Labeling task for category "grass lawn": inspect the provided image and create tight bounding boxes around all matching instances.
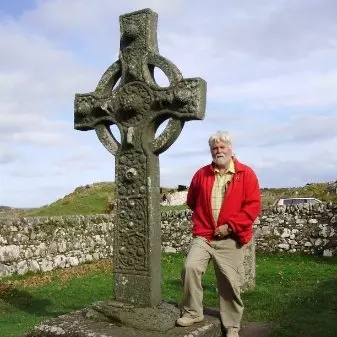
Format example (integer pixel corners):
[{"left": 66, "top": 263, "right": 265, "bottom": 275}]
[{"left": 0, "top": 254, "right": 336, "bottom": 337}]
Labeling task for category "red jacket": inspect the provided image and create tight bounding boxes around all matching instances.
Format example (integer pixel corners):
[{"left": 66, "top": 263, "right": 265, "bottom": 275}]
[{"left": 187, "top": 158, "right": 261, "bottom": 245}]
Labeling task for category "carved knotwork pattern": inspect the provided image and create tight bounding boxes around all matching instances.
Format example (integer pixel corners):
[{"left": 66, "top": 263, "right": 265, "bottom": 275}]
[
  {"left": 117, "top": 82, "right": 152, "bottom": 125},
  {"left": 151, "top": 79, "right": 201, "bottom": 115},
  {"left": 117, "top": 150, "right": 147, "bottom": 196},
  {"left": 118, "top": 233, "right": 146, "bottom": 270},
  {"left": 117, "top": 197, "right": 147, "bottom": 272},
  {"left": 173, "top": 80, "right": 201, "bottom": 114},
  {"left": 75, "top": 95, "right": 111, "bottom": 127},
  {"left": 115, "top": 150, "right": 148, "bottom": 273},
  {"left": 75, "top": 78, "right": 204, "bottom": 130}
]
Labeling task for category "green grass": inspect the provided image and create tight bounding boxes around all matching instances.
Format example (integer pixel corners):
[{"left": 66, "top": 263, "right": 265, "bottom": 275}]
[
  {"left": 0, "top": 261, "right": 113, "bottom": 336},
  {"left": 244, "top": 255, "right": 337, "bottom": 336},
  {"left": 1, "top": 254, "right": 336, "bottom": 337}
]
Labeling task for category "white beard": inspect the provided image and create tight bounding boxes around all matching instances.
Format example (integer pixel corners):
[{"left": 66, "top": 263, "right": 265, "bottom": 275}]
[{"left": 213, "top": 155, "right": 231, "bottom": 166}]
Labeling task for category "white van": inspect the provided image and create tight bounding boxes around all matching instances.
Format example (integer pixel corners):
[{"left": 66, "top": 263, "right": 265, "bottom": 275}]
[{"left": 273, "top": 198, "right": 322, "bottom": 206}]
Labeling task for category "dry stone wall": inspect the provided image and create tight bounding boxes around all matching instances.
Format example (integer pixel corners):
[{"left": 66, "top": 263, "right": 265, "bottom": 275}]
[
  {"left": 0, "top": 214, "right": 114, "bottom": 277},
  {"left": 256, "top": 202, "right": 337, "bottom": 257},
  {"left": 0, "top": 211, "right": 255, "bottom": 290},
  {"left": 0, "top": 202, "right": 336, "bottom": 279}
]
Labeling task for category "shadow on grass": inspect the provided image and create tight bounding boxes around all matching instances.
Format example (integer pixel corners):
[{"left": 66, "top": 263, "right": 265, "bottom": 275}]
[
  {"left": 270, "top": 277, "right": 337, "bottom": 337},
  {"left": 165, "top": 278, "right": 182, "bottom": 287},
  {"left": 0, "top": 286, "right": 65, "bottom": 317}
]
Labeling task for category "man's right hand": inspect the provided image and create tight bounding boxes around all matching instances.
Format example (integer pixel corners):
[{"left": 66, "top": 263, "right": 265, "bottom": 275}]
[{"left": 214, "top": 224, "right": 231, "bottom": 238}]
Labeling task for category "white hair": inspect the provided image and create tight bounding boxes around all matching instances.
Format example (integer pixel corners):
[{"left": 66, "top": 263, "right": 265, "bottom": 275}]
[{"left": 208, "top": 131, "right": 232, "bottom": 147}]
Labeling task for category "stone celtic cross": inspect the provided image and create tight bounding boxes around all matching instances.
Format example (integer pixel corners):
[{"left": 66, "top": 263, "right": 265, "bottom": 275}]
[{"left": 74, "top": 8, "right": 206, "bottom": 307}]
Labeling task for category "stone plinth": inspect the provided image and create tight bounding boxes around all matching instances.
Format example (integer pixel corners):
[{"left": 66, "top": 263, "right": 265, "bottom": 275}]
[
  {"left": 24, "top": 302, "right": 222, "bottom": 337},
  {"left": 24, "top": 303, "right": 274, "bottom": 337}
]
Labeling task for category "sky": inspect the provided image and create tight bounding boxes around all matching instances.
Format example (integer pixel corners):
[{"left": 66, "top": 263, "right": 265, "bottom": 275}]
[{"left": 0, "top": 0, "right": 337, "bottom": 208}]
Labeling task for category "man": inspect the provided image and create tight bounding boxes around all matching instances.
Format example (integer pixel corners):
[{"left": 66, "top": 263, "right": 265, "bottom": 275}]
[{"left": 176, "top": 131, "right": 261, "bottom": 337}]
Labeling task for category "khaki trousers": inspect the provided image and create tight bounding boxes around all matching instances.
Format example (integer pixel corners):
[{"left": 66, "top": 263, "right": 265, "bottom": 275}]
[{"left": 181, "top": 236, "right": 245, "bottom": 329}]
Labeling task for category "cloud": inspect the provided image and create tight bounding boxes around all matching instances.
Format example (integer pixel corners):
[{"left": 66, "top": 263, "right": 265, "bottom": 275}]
[
  {"left": 1, "top": 113, "right": 71, "bottom": 146},
  {"left": 53, "top": 146, "right": 115, "bottom": 173},
  {"left": 234, "top": 112, "right": 337, "bottom": 148},
  {"left": 153, "top": 1, "right": 337, "bottom": 112},
  {"left": 0, "top": 10, "right": 101, "bottom": 153},
  {"left": 19, "top": 0, "right": 184, "bottom": 40},
  {"left": 210, "top": 69, "right": 337, "bottom": 108},
  {"left": 256, "top": 154, "right": 337, "bottom": 188},
  {"left": 0, "top": 149, "right": 20, "bottom": 164}
]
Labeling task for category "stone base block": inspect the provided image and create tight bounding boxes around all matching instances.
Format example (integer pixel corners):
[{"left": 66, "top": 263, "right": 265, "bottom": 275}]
[
  {"left": 24, "top": 301, "right": 273, "bottom": 337},
  {"left": 24, "top": 303, "right": 221, "bottom": 337}
]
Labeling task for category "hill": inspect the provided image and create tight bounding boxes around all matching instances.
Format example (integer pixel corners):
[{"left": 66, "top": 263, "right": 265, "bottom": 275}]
[
  {"left": 0, "top": 206, "right": 13, "bottom": 211},
  {"left": 21, "top": 182, "right": 115, "bottom": 217},
  {"left": 4, "top": 181, "right": 337, "bottom": 218}
]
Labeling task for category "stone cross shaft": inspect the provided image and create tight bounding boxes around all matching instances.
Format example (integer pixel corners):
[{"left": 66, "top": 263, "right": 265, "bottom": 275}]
[{"left": 74, "top": 8, "right": 206, "bottom": 307}]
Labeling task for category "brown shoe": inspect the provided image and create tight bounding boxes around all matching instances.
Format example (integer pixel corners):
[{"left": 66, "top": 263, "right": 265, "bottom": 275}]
[{"left": 176, "top": 315, "right": 204, "bottom": 327}]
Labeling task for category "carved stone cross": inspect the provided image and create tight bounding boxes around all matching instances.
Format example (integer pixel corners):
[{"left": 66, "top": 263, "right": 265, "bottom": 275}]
[{"left": 74, "top": 8, "right": 206, "bottom": 307}]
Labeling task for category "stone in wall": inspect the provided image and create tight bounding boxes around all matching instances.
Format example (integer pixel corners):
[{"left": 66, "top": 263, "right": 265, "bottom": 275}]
[{"left": 0, "top": 245, "right": 20, "bottom": 262}]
